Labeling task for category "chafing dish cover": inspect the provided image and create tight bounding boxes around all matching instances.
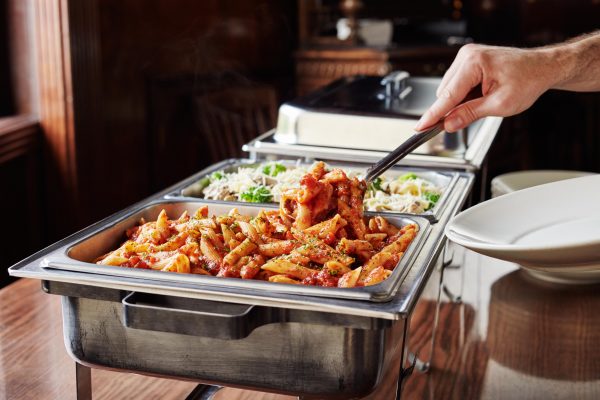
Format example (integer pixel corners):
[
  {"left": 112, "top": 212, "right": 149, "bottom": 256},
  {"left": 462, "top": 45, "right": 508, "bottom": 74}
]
[{"left": 275, "top": 72, "right": 442, "bottom": 153}]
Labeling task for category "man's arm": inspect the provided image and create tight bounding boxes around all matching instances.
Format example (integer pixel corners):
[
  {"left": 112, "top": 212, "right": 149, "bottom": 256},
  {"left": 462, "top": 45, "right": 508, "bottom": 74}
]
[
  {"left": 551, "top": 32, "right": 600, "bottom": 92},
  {"left": 415, "top": 32, "right": 600, "bottom": 132}
]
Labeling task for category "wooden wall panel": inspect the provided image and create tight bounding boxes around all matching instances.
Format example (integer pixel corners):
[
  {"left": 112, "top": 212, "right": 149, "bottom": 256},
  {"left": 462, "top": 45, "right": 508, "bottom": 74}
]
[
  {"left": 65, "top": 0, "right": 105, "bottom": 225},
  {"left": 91, "top": 0, "right": 296, "bottom": 216},
  {"left": 7, "top": 0, "right": 38, "bottom": 115},
  {"left": 34, "top": 0, "right": 80, "bottom": 236},
  {"left": 0, "top": 0, "right": 11, "bottom": 116}
]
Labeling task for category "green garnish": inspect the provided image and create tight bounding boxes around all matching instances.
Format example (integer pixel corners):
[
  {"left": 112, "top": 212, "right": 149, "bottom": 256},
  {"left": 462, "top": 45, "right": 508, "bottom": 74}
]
[
  {"left": 424, "top": 192, "right": 441, "bottom": 211},
  {"left": 240, "top": 186, "right": 273, "bottom": 203},
  {"left": 262, "top": 163, "right": 287, "bottom": 177},
  {"left": 368, "top": 177, "right": 383, "bottom": 192},
  {"left": 399, "top": 172, "right": 418, "bottom": 181},
  {"left": 210, "top": 171, "right": 225, "bottom": 181}
]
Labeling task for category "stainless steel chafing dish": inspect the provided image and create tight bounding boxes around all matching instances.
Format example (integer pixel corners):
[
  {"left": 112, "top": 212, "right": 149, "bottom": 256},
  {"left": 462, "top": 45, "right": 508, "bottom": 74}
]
[
  {"left": 9, "top": 72, "right": 498, "bottom": 399},
  {"left": 10, "top": 169, "right": 473, "bottom": 399}
]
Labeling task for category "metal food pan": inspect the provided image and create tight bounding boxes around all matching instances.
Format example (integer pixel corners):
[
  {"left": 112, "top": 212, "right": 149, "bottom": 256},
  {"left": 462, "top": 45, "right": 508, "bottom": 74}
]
[
  {"left": 42, "top": 199, "right": 431, "bottom": 303},
  {"left": 52, "top": 281, "right": 408, "bottom": 399},
  {"left": 166, "top": 158, "right": 459, "bottom": 222}
]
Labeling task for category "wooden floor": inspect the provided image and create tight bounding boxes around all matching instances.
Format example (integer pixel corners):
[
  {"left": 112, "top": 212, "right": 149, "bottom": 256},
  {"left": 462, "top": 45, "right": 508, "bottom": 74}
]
[{"left": 1, "top": 249, "right": 599, "bottom": 399}]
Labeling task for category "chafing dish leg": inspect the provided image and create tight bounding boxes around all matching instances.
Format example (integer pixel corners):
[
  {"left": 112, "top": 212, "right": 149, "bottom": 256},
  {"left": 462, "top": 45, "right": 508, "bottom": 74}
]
[
  {"left": 75, "top": 363, "right": 92, "bottom": 400},
  {"left": 440, "top": 242, "right": 464, "bottom": 303},
  {"left": 185, "top": 384, "right": 223, "bottom": 400}
]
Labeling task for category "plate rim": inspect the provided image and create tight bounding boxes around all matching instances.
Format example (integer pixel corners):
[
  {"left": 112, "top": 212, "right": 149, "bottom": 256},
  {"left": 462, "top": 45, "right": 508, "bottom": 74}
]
[{"left": 445, "top": 174, "right": 600, "bottom": 261}]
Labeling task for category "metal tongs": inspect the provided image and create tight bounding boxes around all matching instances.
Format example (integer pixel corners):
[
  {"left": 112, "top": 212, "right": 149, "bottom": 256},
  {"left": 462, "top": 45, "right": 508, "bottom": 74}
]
[
  {"left": 364, "top": 121, "right": 445, "bottom": 183},
  {"left": 364, "top": 85, "right": 482, "bottom": 183}
]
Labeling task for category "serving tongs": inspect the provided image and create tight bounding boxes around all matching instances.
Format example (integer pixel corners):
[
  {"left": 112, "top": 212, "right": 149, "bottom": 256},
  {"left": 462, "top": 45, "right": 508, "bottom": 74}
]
[
  {"left": 364, "top": 121, "right": 446, "bottom": 183},
  {"left": 364, "top": 85, "right": 483, "bottom": 183}
]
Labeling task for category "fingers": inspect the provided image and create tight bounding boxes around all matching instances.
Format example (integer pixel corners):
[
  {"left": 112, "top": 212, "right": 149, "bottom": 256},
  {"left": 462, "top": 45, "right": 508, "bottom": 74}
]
[
  {"left": 443, "top": 95, "right": 500, "bottom": 132},
  {"left": 415, "top": 68, "right": 480, "bottom": 131},
  {"left": 416, "top": 59, "right": 483, "bottom": 131},
  {"left": 436, "top": 53, "right": 465, "bottom": 98}
]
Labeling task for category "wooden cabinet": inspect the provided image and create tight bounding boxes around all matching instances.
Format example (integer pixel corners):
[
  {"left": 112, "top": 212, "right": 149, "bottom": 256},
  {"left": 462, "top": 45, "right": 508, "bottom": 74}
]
[
  {"left": 295, "top": 45, "right": 459, "bottom": 96},
  {"left": 295, "top": 47, "right": 389, "bottom": 96}
]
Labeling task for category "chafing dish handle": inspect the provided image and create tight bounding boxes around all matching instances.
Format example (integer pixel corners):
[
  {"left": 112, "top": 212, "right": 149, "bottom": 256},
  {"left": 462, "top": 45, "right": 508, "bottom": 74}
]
[{"left": 122, "top": 292, "right": 271, "bottom": 340}]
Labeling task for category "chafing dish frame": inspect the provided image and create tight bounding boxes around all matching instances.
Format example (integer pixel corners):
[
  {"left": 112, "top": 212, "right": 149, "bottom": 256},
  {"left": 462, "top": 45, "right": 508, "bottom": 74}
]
[
  {"left": 9, "top": 173, "right": 472, "bottom": 399},
  {"left": 9, "top": 143, "right": 474, "bottom": 399}
]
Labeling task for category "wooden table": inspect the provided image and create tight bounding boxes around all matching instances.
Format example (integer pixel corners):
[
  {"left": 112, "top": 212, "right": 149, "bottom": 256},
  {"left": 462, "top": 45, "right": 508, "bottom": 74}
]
[{"left": 1, "top": 249, "right": 599, "bottom": 400}]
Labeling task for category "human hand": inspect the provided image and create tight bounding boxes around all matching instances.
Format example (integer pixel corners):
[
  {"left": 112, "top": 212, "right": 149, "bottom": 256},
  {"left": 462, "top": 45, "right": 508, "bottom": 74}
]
[{"left": 415, "top": 44, "right": 557, "bottom": 132}]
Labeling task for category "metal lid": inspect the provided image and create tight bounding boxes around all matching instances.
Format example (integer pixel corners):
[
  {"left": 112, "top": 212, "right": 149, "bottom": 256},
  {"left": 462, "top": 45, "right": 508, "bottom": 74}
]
[
  {"left": 268, "top": 72, "right": 502, "bottom": 166},
  {"left": 286, "top": 72, "right": 440, "bottom": 119}
]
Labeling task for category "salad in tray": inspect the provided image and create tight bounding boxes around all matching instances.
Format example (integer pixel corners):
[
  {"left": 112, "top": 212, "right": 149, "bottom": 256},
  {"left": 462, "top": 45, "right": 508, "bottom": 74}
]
[{"left": 190, "top": 161, "right": 444, "bottom": 214}]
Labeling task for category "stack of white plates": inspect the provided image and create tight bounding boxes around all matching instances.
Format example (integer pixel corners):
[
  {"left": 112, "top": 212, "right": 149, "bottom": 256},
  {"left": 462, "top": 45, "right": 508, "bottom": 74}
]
[
  {"left": 446, "top": 174, "right": 600, "bottom": 283},
  {"left": 491, "top": 170, "right": 594, "bottom": 198}
]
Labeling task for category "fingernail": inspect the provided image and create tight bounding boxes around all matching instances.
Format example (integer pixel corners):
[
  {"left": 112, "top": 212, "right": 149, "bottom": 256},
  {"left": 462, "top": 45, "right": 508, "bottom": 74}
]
[
  {"left": 415, "top": 113, "right": 428, "bottom": 131},
  {"left": 445, "top": 116, "right": 462, "bottom": 132}
]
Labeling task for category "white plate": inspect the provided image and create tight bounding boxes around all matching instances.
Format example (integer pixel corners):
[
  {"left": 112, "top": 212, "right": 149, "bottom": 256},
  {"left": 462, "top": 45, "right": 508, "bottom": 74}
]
[
  {"left": 491, "top": 169, "right": 594, "bottom": 198},
  {"left": 445, "top": 175, "right": 600, "bottom": 280}
]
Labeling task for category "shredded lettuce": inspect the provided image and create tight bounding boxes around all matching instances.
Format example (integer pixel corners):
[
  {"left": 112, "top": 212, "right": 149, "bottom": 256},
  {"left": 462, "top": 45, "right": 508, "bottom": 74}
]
[
  {"left": 262, "top": 163, "right": 287, "bottom": 177},
  {"left": 240, "top": 186, "right": 273, "bottom": 203},
  {"left": 368, "top": 177, "right": 383, "bottom": 192},
  {"left": 210, "top": 171, "right": 225, "bottom": 181},
  {"left": 423, "top": 191, "right": 441, "bottom": 210},
  {"left": 398, "top": 172, "right": 418, "bottom": 181}
]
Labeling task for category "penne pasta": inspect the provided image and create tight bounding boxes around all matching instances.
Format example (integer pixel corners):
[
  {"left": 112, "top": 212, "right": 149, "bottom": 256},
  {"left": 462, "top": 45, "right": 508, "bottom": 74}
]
[
  {"left": 96, "top": 163, "right": 419, "bottom": 289},
  {"left": 269, "top": 275, "right": 301, "bottom": 284},
  {"left": 224, "top": 238, "right": 257, "bottom": 266},
  {"left": 304, "top": 214, "right": 346, "bottom": 239},
  {"left": 200, "top": 235, "right": 223, "bottom": 264},
  {"left": 258, "top": 240, "right": 297, "bottom": 257},
  {"left": 338, "top": 267, "right": 362, "bottom": 288},
  {"left": 358, "top": 252, "right": 395, "bottom": 284},
  {"left": 363, "top": 266, "right": 387, "bottom": 286},
  {"left": 261, "top": 259, "right": 316, "bottom": 280},
  {"left": 292, "top": 228, "right": 354, "bottom": 267},
  {"left": 381, "top": 228, "right": 417, "bottom": 255}
]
